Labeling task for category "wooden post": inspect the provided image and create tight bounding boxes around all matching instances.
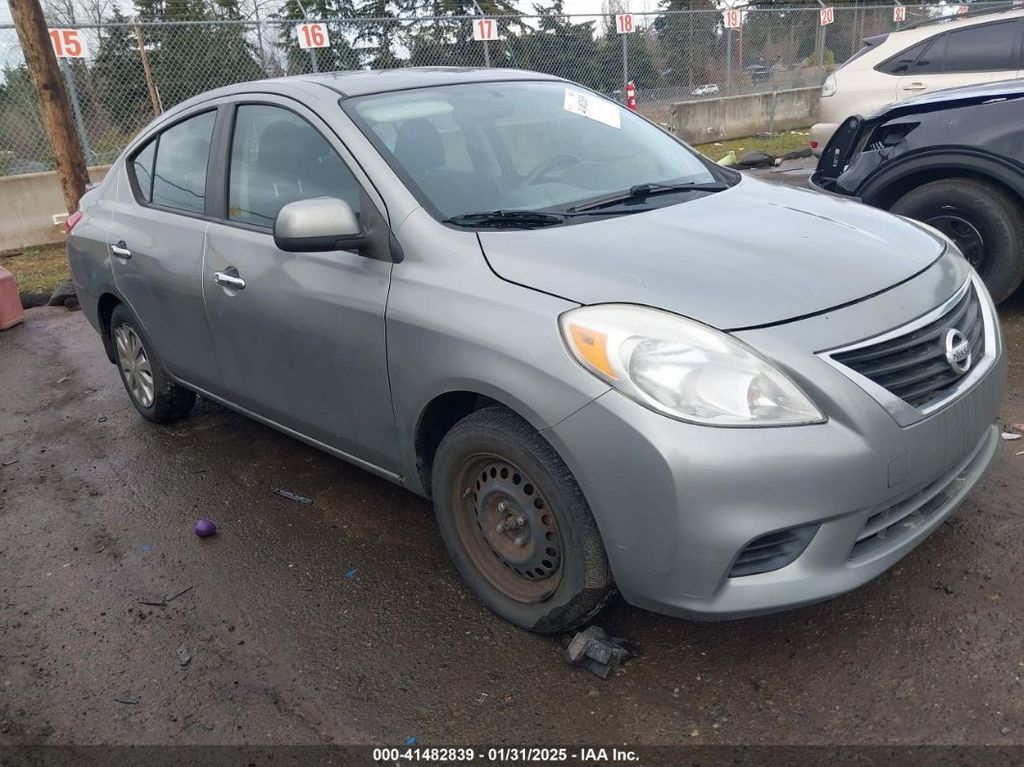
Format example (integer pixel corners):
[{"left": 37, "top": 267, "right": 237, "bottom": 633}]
[
  {"left": 8, "top": 0, "right": 90, "bottom": 213},
  {"left": 134, "top": 25, "right": 162, "bottom": 117}
]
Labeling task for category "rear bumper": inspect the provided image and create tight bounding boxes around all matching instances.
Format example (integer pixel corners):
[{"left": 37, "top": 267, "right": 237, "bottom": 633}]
[{"left": 810, "top": 122, "right": 837, "bottom": 157}]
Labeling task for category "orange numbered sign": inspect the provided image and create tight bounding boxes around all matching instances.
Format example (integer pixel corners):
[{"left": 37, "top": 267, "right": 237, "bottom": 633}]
[
  {"left": 48, "top": 28, "right": 86, "bottom": 58},
  {"left": 296, "top": 23, "right": 329, "bottom": 50}
]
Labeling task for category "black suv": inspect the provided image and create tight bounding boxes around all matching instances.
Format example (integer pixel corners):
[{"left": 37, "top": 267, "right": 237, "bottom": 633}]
[{"left": 813, "top": 80, "right": 1024, "bottom": 303}]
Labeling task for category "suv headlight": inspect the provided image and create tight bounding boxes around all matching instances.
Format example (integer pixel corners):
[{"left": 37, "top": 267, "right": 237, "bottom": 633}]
[
  {"left": 822, "top": 74, "right": 837, "bottom": 97},
  {"left": 560, "top": 305, "right": 824, "bottom": 427}
]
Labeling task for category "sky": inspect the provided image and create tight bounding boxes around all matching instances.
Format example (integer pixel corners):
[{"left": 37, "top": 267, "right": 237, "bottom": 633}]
[{"left": 0, "top": 0, "right": 662, "bottom": 26}]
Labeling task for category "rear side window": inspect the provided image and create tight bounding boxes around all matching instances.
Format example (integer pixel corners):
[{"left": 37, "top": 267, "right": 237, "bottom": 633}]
[
  {"left": 227, "top": 104, "right": 361, "bottom": 227},
  {"left": 131, "top": 139, "right": 156, "bottom": 203},
  {"left": 150, "top": 111, "right": 216, "bottom": 214},
  {"left": 877, "top": 39, "right": 936, "bottom": 74},
  {"left": 943, "top": 21, "right": 1020, "bottom": 72}
]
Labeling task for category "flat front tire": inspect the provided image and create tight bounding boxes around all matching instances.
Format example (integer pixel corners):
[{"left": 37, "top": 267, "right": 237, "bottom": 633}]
[
  {"left": 109, "top": 304, "right": 195, "bottom": 423},
  {"left": 890, "top": 177, "right": 1024, "bottom": 303},
  {"left": 431, "top": 406, "right": 615, "bottom": 633}
]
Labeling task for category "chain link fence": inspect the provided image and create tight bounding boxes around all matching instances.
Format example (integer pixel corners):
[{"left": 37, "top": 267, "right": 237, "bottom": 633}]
[{"left": 0, "top": 3, "right": 1011, "bottom": 176}]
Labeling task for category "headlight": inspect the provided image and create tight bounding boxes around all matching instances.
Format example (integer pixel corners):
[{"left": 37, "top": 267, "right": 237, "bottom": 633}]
[
  {"left": 560, "top": 305, "right": 824, "bottom": 427},
  {"left": 822, "top": 74, "right": 837, "bottom": 97}
]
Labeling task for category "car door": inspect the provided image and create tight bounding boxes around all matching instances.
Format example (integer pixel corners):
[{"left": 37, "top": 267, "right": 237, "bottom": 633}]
[
  {"left": 107, "top": 109, "right": 222, "bottom": 391},
  {"left": 201, "top": 99, "right": 399, "bottom": 473},
  {"left": 896, "top": 20, "right": 1023, "bottom": 100}
]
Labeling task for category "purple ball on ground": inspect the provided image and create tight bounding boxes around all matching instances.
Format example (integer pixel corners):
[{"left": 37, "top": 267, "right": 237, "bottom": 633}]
[{"left": 194, "top": 518, "right": 217, "bottom": 538}]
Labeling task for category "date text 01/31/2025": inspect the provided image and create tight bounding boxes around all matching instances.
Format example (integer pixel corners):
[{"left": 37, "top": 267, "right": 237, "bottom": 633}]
[{"left": 372, "top": 747, "right": 640, "bottom": 762}]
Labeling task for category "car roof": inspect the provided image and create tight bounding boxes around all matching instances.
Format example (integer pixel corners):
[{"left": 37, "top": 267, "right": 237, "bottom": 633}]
[
  {"left": 207, "top": 66, "right": 561, "bottom": 101},
  {"left": 846, "top": 7, "right": 1024, "bottom": 68}
]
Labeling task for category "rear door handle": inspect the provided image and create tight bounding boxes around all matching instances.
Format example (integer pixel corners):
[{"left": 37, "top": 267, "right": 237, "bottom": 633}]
[
  {"left": 902, "top": 82, "right": 927, "bottom": 91},
  {"left": 213, "top": 271, "right": 246, "bottom": 290},
  {"left": 111, "top": 241, "right": 132, "bottom": 258}
]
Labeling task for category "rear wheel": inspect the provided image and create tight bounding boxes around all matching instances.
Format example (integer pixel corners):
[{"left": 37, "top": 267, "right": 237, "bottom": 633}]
[
  {"left": 431, "top": 406, "right": 615, "bottom": 633},
  {"left": 110, "top": 304, "right": 195, "bottom": 423},
  {"left": 890, "top": 177, "right": 1024, "bottom": 303}
]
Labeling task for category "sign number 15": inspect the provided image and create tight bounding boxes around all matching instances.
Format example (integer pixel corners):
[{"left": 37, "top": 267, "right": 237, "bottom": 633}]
[{"left": 49, "top": 28, "right": 85, "bottom": 58}]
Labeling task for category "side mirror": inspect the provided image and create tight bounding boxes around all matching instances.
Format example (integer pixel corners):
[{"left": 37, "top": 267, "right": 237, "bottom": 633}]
[{"left": 273, "top": 197, "right": 363, "bottom": 253}]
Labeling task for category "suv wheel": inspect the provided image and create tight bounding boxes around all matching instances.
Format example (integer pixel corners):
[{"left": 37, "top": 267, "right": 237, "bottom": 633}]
[
  {"left": 890, "top": 177, "right": 1024, "bottom": 303},
  {"left": 110, "top": 304, "right": 196, "bottom": 423},
  {"left": 431, "top": 406, "right": 615, "bottom": 633}
]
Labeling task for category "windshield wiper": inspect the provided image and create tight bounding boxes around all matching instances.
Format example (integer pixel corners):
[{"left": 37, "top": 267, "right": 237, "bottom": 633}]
[
  {"left": 443, "top": 210, "right": 566, "bottom": 229},
  {"left": 568, "top": 181, "right": 730, "bottom": 213}
]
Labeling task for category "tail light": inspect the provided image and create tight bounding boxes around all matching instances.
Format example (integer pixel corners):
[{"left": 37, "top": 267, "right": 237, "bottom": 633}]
[
  {"left": 66, "top": 210, "right": 83, "bottom": 233},
  {"left": 809, "top": 140, "right": 819, "bottom": 150}
]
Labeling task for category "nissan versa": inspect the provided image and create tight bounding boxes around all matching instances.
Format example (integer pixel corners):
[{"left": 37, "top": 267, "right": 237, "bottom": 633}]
[{"left": 66, "top": 68, "right": 1007, "bottom": 632}]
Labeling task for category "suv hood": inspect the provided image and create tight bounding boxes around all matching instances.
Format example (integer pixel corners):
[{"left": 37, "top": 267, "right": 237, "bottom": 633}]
[{"left": 478, "top": 176, "right": 945, "bottom": 329}]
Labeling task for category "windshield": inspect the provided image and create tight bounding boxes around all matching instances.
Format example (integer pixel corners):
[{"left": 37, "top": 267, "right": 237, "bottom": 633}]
[{"left": 346, "top": 81, "right": 720, "bottom": 221}]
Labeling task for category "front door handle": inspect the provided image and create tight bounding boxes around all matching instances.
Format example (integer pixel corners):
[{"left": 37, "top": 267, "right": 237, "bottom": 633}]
[
  {"left": 111, "top": 241, "right": 132, "bottom": 258},
  {"left": 213, "top": 271, "right": 246, "bottom": 291},
  {"left": 902, "top": 82, "right": 927, "bottom": 91}
]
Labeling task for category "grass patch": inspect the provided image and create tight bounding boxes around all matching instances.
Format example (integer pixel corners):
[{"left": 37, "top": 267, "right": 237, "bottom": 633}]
[
  {"left": 1, "top": 242, "right": 70, "bottom": 294},
  {"left": 694, "top": 130, "right": 812, "bottom": 162}
]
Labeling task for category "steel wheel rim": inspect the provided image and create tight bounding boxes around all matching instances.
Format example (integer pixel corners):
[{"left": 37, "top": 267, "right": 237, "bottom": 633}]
[
  {"left": 451, "top": 453, "right": 564, "bottom": 604},
  {"left": 114, "top": 323, "right": 154, "bottom": 408},
  {"left": 926, "top": 213, "right": 987, "bottom": 272}
]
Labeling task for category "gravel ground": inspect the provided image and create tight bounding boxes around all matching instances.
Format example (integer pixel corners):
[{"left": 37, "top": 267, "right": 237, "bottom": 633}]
[{"left": 1, "top": 292, "right": 1022, "bottom": 747}]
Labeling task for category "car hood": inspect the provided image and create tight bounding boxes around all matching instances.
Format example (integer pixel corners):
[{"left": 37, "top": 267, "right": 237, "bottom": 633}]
[{"left": 477, "top": 175, "right": 945, "bottom": 329}]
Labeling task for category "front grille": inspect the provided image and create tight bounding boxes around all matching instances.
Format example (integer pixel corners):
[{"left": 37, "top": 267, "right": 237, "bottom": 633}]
[
  {"left": 729, "top": 524, "right": 819, "bottom": 578},
  {"left": 849, "top": 426, "right": 993, "bottom": 560},
  {"left": 832, "top": 284, "right": 985, "bottom": 410}
]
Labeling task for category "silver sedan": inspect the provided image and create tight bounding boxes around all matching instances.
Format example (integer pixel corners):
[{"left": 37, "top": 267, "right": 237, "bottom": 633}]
[{"left": 67, "top": 68, "right": 1006, "bottom": 632}]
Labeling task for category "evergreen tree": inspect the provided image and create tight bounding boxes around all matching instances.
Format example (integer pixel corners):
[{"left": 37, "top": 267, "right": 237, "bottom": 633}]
[
  {"left": 275, "top": 0, "right": 361, "bottom": 73},
  {"left": 92, "top": 8, "right": 151, "bottom": 132}
]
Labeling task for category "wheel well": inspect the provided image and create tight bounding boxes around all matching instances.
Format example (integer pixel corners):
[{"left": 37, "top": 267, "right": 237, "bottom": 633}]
[
  {"left": 869, "top": 167, "right": 1024, "bottom": 211},
  {"left": 415, "top": 391, "right": 500, "bottom": 496},
  {"left": 97, "top": 293, "right": 121, "bottom": 363}
]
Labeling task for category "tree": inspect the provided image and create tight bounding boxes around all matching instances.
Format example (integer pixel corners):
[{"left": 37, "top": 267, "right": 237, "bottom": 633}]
[
  {"left": 92, "top": 8, "right": 151, "bottom": 132},
  {"left": 354, "top": 0, "right": 404, "bottom": 70},
  {"left": 654, "top": 0, "right": 721, "bottom": 89},
  {"left": 135, "top": 0, "right": 264, "bottom": 107},
  {"left": 513, "top": 0, "right": 600, "bottom": 89},
  {"left": 275, "top": 0, "right": 361, "bottom": 73}
]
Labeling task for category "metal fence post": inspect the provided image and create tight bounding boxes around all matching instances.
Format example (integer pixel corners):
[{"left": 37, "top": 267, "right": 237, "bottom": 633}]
[
  {"left": 621, "top": 32, "right": 628, "bottom": 88},
  {"left": 725, "top": 28, "right": 733, "bottom": 95},
  {"left": 59, "top": 57, "right": 94, "bottom": 165}
]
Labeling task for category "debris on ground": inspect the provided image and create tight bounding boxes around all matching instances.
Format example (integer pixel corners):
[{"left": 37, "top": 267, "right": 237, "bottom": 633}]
[
  {"left": 345, "top": 568, "right": 358, "bottom": 580},
  {"left": 275, "top": 488, "right": 312, "bottom": 505},
  {"left": 1001, "top": 432, "right": 1021, "bottom": 441},
  {"left": 176, "top": 645, "right": 192, "bottom": 667},
  {"left": 1, "top": 457, "right": 18, "bottom": 467},
  {"left": 563, "top": 626, "right": 636, "bottom": 679},
  {"left": 167, "top": 585, "right": 194, "bottom": 603},
  {"left": 114, "top": 696, "right": 139, "bottom": 705},
  {"left": 1006, "top": 422, "right": 1024, "bottom": 433},
  {"left": 194, "top": 518, "right": 218, "bottom": 538}
]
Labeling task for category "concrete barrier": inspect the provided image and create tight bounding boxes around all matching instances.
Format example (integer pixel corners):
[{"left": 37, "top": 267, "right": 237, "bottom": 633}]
[
  {"left": 0, "top": 165, "right": 110, "bottom": 252},
  {"left": 671, "top": 87, "right": 820, "bottom": 144}
]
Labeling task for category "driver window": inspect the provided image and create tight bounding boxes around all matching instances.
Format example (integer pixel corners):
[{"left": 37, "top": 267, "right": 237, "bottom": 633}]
[{"left": 228, "top": 105, "right": 361, "bottom": 227}]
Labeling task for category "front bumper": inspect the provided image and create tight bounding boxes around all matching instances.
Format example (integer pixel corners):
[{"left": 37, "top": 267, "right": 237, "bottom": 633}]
[{"left": 545, "top": 266, "right": 1007, "bottom": 620}]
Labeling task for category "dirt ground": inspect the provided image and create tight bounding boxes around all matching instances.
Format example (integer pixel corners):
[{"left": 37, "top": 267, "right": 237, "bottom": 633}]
[{"left": 1, "top": 290, "right": 1023, "bottom": 747}]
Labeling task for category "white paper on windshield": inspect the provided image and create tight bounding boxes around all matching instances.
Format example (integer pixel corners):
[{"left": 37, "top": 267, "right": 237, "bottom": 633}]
[{"left": 563, "top": 88, "right": 621, "bottom": 129}]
